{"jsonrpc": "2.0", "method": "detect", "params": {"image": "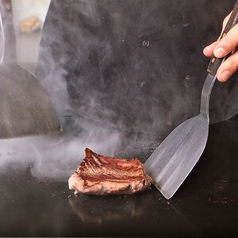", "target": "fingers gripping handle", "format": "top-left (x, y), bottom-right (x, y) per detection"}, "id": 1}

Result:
top-left (207, 0), bottom-right (238, 76)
